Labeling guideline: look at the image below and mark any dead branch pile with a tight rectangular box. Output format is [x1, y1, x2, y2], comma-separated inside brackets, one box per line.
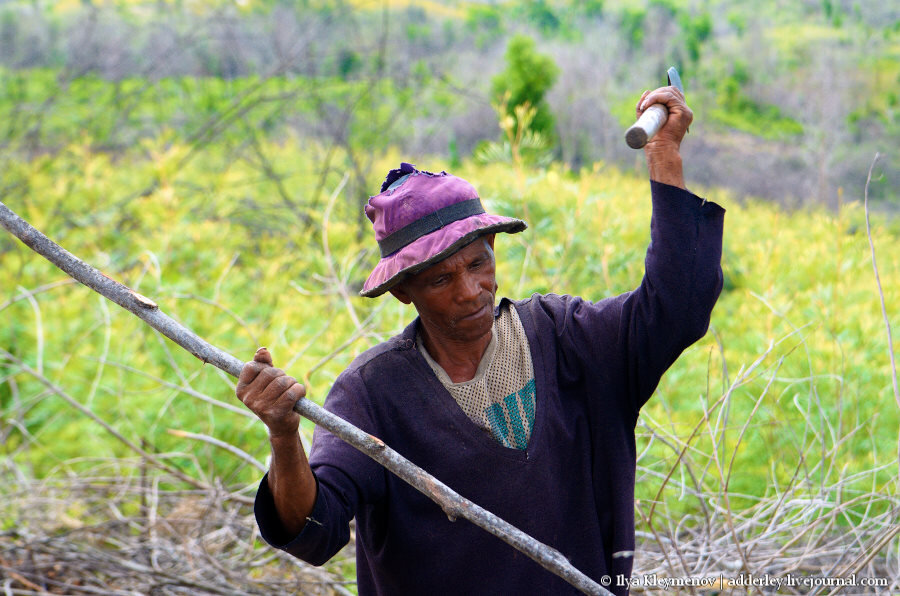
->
[2, 456, 897, 595]
[632, 493, 900, 595]
[0, 462, 355, 596]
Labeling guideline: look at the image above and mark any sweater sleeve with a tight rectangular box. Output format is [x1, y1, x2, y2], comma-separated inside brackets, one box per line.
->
[620, 181, 724, 410]
[253, 369, 387, 566]
[528, 181, 724, 417]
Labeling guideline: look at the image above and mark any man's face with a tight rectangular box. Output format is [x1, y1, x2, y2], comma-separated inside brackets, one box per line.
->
[390, 235, 497, 346]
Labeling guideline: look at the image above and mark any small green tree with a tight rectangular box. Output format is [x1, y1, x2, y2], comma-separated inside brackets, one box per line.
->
[490, 35, 559, 144]
[474, 93, 553, 169]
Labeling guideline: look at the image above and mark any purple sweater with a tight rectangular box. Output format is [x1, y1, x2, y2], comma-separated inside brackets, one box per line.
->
[255, 181, 725, 595]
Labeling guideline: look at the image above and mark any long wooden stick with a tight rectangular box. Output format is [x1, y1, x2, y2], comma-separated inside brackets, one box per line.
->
[0, 200, 610, 596]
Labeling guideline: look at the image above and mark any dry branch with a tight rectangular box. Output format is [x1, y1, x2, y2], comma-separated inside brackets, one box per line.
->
[0, 200, 610, 596]
[862, 154, 900, 475]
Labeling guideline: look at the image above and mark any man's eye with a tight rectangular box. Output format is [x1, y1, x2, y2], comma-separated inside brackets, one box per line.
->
[431, 276, 449, 287]
[469, 259, 483, 270]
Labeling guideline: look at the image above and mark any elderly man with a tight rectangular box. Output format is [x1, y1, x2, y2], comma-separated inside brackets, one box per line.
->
[237, 86, 724, 594]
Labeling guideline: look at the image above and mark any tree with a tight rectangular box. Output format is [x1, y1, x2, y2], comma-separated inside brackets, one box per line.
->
[490, 35, 559, 143]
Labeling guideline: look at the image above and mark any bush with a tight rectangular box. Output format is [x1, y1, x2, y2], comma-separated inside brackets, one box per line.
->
[490, 35, 559, 145]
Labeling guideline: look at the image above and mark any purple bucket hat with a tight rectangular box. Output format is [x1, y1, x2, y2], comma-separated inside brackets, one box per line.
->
[360, 163, 527, 297]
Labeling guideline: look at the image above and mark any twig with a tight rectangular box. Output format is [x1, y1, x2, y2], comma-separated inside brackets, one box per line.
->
[862, 153, 900, 474]
[321, 173, 365, 334]
[0, 200, 610, 596]
[168, 429, 267, 473]
[87, 356, 256, 419]
[172, 292, 260, 347]
[0, 279, 76, 313]
[19, 286, 44, 376]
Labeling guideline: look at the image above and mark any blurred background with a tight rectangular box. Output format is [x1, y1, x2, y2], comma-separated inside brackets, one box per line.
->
[1, 0, 897, 208]
[1, 1, 898, 594]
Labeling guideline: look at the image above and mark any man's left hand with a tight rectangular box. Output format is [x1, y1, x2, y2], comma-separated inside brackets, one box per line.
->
[636, 86, 693, 188]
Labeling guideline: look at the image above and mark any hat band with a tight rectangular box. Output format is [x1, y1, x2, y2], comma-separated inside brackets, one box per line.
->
[378, 199, 485, 257]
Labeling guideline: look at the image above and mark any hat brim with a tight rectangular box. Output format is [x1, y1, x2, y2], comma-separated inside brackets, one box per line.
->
[359, 214, 527, 298]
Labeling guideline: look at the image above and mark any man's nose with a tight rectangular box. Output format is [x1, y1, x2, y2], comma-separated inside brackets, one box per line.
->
[456, 271, 481, 302]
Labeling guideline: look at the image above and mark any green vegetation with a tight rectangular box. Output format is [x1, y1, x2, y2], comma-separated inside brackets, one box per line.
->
[2, 129, 897, 506]
[710, 61, 805, 139]
[0, 0, 896, 206]
[491, 35, 560, 142]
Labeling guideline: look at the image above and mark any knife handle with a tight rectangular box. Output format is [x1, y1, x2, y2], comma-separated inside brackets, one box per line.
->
[625, 103, 668, 149]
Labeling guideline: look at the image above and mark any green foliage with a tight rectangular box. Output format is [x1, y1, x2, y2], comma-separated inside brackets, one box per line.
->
[845, 54, 900, 141]
[465, 3, 504, 48]
[405, 21, 431, 43]
[3, 128, 898, 499]
[465, 3, 502, 30]
[648, 0, 678, 17]
[727, 9, 747, 35]
[490, 35, 559, 144]
[619, 7, 646, 49]
[0, 0, 896, 206]
[822, 0, 844, 27]
[574, 0, 604, 19]
[519, 0, 562, 35]
[705, 61, 805, 139]
[679, 12, 712, 63]
[474, 96, 553, 168]
[0, 67, 439, 213]
[336, 47, 362, 79]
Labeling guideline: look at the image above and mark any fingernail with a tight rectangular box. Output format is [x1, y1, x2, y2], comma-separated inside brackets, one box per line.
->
[256, 347, 267, 353]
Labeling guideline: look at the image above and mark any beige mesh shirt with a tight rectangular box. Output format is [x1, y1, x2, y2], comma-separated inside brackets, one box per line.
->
[418, 302, 536, 449]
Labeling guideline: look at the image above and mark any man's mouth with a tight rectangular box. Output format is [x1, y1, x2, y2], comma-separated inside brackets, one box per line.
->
[460, 303, 490, 321]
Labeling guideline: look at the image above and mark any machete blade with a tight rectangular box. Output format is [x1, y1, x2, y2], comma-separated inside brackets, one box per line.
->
[667, 66, 684, 94]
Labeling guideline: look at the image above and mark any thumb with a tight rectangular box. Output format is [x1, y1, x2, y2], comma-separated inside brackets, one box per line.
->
[253, 347, 273, 366]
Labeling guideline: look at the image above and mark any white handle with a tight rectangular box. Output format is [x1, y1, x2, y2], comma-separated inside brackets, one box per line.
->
[625, 104, 668, 149]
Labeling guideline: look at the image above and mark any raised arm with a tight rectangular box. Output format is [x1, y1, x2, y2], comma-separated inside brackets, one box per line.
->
[623, 85, 722, 409]
[528, 85, 722, 416]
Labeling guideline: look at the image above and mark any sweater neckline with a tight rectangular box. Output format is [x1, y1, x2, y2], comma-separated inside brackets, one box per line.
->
[417, 325, 498, 387]
[404, 298, 547, 462]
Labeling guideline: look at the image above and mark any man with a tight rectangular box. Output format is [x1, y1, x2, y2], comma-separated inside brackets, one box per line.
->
[237, 86, 724, 594]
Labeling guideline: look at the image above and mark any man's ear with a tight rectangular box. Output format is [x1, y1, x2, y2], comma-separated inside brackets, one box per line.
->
[389, 285, 413, 305]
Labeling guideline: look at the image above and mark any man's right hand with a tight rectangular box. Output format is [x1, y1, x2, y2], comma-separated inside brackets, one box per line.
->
[237, 347, 306, 438]
[237, 347, 317, 536]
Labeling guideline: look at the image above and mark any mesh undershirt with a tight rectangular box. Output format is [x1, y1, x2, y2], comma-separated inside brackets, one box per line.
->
[418, 303, 536, 449]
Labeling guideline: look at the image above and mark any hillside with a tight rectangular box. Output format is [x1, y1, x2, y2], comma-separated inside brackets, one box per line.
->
[0, 0, 897, 207]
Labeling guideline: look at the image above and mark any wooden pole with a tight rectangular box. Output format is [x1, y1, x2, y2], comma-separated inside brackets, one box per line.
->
[0, 200, 611, 596]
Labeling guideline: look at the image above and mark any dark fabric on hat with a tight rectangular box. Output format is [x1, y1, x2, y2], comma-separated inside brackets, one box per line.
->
[378, 199, 485, 257]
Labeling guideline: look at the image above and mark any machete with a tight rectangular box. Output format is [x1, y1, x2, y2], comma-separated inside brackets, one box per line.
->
[625, 66, 684, 149]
